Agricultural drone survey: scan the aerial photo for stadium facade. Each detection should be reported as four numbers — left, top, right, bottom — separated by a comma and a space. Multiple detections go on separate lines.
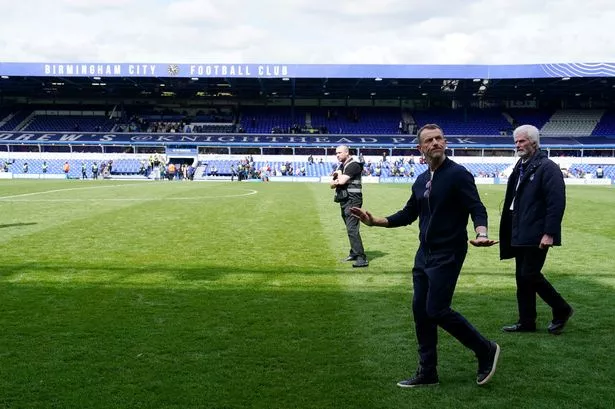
0, 61, 614, 185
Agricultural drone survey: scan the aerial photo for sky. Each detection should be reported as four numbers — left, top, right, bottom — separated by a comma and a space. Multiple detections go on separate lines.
0, 0, 613, 65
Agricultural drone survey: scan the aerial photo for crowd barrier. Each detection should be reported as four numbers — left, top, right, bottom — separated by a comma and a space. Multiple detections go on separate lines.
1, 172, 613, 185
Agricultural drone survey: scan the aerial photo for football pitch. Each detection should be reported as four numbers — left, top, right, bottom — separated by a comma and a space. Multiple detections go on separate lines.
1, 180, 614, 409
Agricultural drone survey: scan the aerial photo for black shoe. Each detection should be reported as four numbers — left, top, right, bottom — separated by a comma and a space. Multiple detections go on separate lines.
548, 307, 574, 335
352, 259, 369, 268
477, 341, 500, 385
397, 371, 439, 388
501, 323, 536, 333
342, 255, 358, 262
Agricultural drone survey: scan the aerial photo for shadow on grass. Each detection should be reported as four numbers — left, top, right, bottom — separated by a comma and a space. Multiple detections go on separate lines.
365, 250, 388, 261
0, 281, 402, 409
0, 222, 37, 229
0, 262, 337, 284
2, 261, 613, 287
0, 274, 613, 409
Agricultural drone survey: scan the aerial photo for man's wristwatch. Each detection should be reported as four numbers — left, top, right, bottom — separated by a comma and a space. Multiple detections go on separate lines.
476, 233, 489, 239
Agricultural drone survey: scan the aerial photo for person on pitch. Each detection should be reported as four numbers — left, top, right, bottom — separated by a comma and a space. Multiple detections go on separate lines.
351, 124, 500, 387
499, 124, 573, 335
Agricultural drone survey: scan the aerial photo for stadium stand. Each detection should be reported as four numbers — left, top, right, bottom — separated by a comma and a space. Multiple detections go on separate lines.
2, 104, 615, 137
239, 106, 309, 133
0, 107, 13, 122
590, 110, 615, 137
187, 123, 235, 133
540, 109, 605, 136
189, 157, 515, 180
23, 115, 116, 132
1, 104, 614, 184
0, 64, 613, 189
507, 109, 554, 130
0, 109, 33, 131
1, 157, 151, 179
412, 108, 511, 135
565, 163, 615, 178
309, 107, 402, 134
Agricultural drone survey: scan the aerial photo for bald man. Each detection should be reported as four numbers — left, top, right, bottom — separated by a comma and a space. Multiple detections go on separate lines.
330, 145, 368, 267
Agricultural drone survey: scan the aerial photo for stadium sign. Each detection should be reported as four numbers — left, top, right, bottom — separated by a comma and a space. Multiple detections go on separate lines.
38, 63, 289, 77
2, 62, 615, 79
1, 132, 614, 147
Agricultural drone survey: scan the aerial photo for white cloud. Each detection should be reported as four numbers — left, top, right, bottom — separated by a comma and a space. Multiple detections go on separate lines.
59, 0, 137, 10
166, 0, 227, 24
0, 0, 613, 64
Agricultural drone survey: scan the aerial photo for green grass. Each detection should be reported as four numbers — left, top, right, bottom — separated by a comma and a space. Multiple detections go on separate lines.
0, 180, 613, 409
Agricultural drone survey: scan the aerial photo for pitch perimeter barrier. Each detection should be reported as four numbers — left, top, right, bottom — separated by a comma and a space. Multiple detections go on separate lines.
1, 172, 612, 185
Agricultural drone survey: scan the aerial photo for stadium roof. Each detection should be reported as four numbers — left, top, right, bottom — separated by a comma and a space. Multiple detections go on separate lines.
3, 75, 615, 101
1, 62, 615, 101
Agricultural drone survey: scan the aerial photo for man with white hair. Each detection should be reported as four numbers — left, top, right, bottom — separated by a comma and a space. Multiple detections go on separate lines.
499, 124, 573, 335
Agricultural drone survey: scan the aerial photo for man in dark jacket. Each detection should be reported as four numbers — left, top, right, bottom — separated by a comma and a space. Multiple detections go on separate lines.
500, 124, 573, 335
350, 124, 500, 387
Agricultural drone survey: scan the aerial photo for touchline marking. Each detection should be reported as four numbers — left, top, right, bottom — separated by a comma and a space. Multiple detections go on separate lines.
0, 183, 150, 200
0, 186, 259, 202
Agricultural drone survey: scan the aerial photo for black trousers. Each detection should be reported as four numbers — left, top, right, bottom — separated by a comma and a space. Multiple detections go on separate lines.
340, 199, 365, 259
514, 247, 570, 325
412, 246, 490, 374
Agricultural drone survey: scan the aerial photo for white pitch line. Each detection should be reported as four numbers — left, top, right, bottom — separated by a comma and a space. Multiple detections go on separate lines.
0, 184, 258, 201
0, 191, 259, 202
0, 182, 150, 200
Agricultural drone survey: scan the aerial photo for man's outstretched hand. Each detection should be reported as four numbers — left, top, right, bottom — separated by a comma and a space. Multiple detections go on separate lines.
350, 207, 374, 226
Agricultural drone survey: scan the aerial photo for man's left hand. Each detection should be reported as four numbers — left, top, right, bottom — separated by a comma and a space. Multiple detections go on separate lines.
539, 234, 554, 249
469, 237, 499, 247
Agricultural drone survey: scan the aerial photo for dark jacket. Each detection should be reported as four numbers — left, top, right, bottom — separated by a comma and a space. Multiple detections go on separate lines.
499, 150, 566, 260
386, 157, 488, 251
